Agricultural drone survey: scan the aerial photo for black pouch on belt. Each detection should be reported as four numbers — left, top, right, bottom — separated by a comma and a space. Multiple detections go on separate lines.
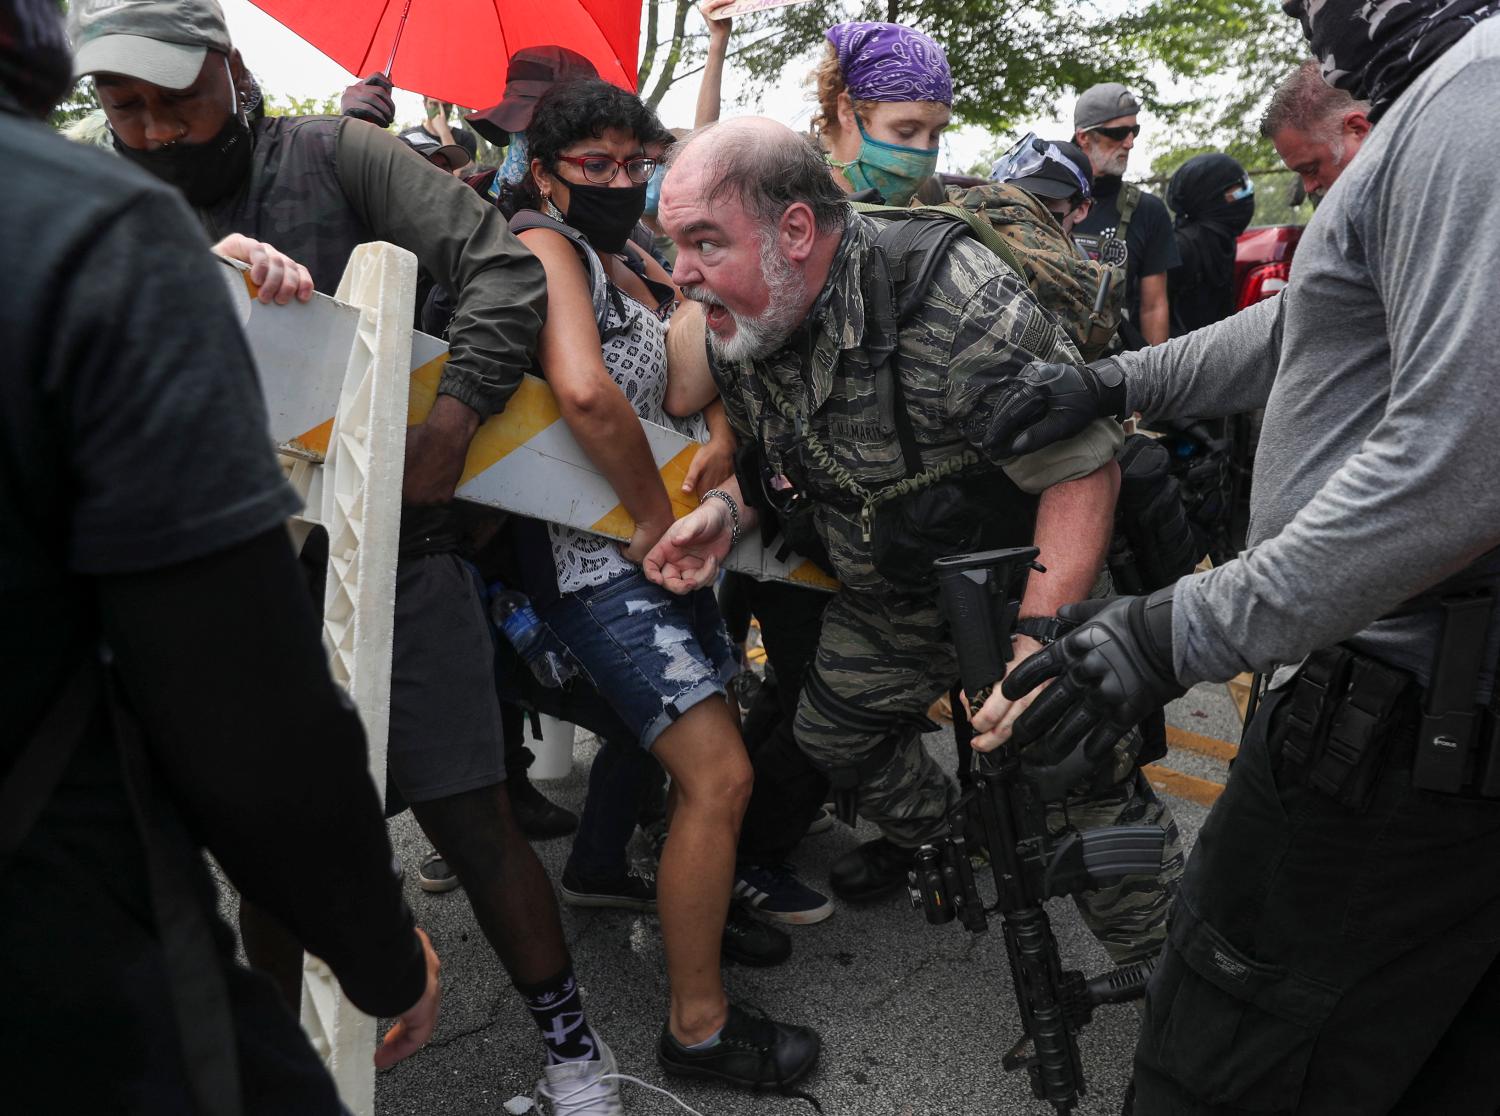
1283, 646, 1411, 810
1415, 592, 1494, 794
1281, 646, 1352, 769
1308, 657, 1410, 809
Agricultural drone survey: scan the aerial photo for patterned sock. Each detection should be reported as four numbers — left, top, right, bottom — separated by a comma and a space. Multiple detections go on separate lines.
517, 968, 600, 1064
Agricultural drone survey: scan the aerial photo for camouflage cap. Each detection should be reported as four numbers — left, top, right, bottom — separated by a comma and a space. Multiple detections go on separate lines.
68, 0, 231, 87
1074, 82, 1141, 132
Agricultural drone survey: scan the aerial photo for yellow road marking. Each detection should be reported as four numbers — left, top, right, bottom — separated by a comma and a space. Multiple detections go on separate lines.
1165, 725, 1238, 764
1144, 764, 1224, 807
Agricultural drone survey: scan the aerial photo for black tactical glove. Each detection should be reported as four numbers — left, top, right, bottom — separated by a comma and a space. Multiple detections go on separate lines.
986, 356, 1129, 459
341, 72, 395, 127
1001, 587, 1183, 775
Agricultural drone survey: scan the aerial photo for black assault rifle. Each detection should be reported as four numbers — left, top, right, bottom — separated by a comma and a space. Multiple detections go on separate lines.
911, 548, 1166, 1114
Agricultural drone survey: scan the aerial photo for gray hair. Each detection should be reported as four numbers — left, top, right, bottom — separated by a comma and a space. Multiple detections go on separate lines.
668, 121, 850, 236
1260, 59, 1369, 139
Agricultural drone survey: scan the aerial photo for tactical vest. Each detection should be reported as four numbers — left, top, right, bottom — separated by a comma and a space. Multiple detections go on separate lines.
744, 215, 1041, 595
196, 116, 372, 296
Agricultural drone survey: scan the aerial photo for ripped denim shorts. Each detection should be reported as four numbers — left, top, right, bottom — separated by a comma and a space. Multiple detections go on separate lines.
539, 570, 737, 751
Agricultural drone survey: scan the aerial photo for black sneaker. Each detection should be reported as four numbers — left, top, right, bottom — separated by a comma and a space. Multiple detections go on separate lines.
508, 776, 579, 840
721, 904, 791, 966
734, 863, 834, 925
559, 865, 657, 912
828, 837, 918, 902
658, 1003, 820, 1090
418, 852, 461, 894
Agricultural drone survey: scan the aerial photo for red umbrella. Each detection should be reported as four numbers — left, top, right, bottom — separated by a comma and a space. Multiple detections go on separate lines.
248, 0, 641, 109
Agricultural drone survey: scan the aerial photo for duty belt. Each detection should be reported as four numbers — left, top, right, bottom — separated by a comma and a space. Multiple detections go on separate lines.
1283, 637, 1500, 806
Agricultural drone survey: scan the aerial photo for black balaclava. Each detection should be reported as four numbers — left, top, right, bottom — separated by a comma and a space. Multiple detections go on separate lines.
1167, 153, 1255, 235
1167, 153, 1255, 334
0, 0, 73, 119
1283, 0, 1500, 121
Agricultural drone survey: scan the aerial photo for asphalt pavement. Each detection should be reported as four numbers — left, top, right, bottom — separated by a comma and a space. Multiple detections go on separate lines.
370, 681, 1240, 1116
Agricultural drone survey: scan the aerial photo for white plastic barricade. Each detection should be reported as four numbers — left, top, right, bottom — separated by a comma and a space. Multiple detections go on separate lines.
239, 257, 835, 591
225, 235, 839, 1116
225, 242, 413, 1115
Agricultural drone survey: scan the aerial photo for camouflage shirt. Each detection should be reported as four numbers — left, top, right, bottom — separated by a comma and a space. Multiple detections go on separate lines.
714, 212, 1122, 595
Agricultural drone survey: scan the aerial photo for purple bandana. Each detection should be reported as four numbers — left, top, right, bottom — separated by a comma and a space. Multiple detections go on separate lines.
825, 21, 953, 105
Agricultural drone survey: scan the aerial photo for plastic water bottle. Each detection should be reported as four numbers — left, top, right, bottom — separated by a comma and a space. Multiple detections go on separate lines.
491, 591, 577, 688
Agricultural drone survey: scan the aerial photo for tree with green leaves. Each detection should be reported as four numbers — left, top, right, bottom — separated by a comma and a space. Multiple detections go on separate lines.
639, 0, 1306, 140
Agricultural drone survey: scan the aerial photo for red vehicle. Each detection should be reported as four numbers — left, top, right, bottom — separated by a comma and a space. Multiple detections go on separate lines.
1234, 224, 1302, 311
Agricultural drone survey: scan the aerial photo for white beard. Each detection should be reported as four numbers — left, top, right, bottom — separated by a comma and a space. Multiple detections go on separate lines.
687, 234, 808, 364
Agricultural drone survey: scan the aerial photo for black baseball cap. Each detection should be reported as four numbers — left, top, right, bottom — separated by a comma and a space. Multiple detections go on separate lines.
399, 129, 471, 171
464, 45, 598, 144
993, 137, 1095, 201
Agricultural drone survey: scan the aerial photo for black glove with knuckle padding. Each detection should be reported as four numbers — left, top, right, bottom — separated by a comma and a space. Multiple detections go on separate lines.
341, 73, 396, 127
988, 356, 1129, 459
1001, 587, 1184, 778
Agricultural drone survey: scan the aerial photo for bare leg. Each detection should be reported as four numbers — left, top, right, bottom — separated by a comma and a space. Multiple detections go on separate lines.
410, 782, 569, 985
649, 697, 753, 1044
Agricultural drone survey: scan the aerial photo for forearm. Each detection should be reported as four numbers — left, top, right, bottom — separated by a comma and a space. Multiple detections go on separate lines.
704, 397, 733, 447
695, 27, 731, 127
563, 392, 676, 528
1139, 286, 1170, 346
664, 299, 720, 415
1171, 435, 1500, 686
1021, 462, 1118, 617
710, 471, 759, 532
1121, 293, 1283, 423
337, 121, 545, 419
100, 528, 425, 1018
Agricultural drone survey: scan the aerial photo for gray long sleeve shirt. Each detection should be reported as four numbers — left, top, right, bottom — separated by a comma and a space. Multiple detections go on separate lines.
1120, 18, 1500, 697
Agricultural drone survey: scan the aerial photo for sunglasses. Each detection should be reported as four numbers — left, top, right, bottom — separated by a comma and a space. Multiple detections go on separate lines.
1088, 124, 1141, 141
555, 154, 658, 185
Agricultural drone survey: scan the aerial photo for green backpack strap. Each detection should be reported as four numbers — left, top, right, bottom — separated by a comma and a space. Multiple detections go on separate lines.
1115, 182, 1142, 245
852, 199, 1027, 281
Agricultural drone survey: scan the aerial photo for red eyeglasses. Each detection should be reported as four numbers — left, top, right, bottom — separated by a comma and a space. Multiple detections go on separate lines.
554, 154, 659, 185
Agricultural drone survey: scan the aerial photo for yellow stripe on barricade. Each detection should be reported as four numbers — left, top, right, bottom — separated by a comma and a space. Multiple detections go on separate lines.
590, 443, 702, 539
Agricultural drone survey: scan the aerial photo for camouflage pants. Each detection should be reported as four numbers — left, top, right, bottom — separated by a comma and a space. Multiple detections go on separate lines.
793, 590, 958, 847
1049, 767, 1185, 966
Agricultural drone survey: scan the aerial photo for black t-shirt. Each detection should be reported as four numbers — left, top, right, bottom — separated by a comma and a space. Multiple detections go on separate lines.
2, 115, 299, 753
1072, 179, 1181, 325
0, 111, 415, 1112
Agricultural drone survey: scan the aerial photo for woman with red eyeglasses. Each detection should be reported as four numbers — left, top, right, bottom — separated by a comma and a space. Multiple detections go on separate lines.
505, 77, 822, 1092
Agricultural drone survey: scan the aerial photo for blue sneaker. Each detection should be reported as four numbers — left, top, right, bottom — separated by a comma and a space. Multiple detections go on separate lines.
733, 863, 834, 925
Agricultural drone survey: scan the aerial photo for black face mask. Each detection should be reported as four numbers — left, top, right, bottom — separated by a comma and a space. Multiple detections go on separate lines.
560, 180, 647, 254
115, 110, 254, 207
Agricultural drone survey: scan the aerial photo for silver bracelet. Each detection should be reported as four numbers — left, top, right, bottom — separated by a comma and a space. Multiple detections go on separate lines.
700, 488, 742, 548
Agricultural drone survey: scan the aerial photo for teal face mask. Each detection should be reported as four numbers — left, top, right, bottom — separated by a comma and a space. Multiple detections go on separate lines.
834, 117, 939, 207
